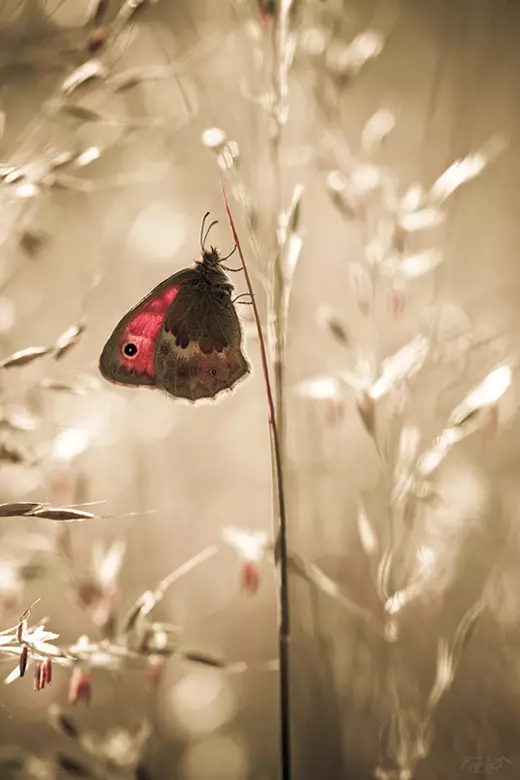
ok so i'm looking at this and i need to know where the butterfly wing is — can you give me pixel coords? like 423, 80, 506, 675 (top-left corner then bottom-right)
99, 269, 195, 388
154, 284, 250, 401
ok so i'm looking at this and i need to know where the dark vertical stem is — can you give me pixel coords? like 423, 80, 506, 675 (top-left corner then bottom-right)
269, 8, 287, 456
269, 7, 291, 778
222, 186, 292, 780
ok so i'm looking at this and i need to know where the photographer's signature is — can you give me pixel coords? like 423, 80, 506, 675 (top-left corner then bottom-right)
461, 756, 512, 774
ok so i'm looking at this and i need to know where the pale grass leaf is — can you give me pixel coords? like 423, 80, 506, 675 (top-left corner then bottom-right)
14, 183, 40, 199
53, 323, 86, 360
278, 182, 304, 242
400, 185, 423, 212
357, 503, 378, 555
398, 208, 444, 232
0, 502, 42, 517
425, 641, 453, 713
94, 540, 126, 588
61, 60, 108, 95
429, 154, 486, 204
428, 137, 506, 205
0, 347, 52, 369
4, 666, 21, 685
60, 105, 103, 123
108, 65, 171, 92
222, 527, 268, 562
32, 507, 96, 522
370, 336, 429, 400
349, 260, 373, 306
415, 428, 462, 477
75, 147, 102, 168
350, 163, 382, 195
400, 249, 443, 278
395, 425, 421, 480
282, 233, 302, 283
346, 30, 384, 70
294, 375, 343, 399
448, 365, 512, 425
361, 109, 396, 155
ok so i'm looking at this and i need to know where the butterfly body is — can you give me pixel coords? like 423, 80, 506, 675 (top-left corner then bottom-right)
99, 218, 250, 402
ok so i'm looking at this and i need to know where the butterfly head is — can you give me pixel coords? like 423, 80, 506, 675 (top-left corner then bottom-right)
197, 212, 238, 282
199, 245, 221, 268
198, 211, 227, 269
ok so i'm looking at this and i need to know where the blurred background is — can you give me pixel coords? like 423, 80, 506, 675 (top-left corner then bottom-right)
0, 1, 519, 779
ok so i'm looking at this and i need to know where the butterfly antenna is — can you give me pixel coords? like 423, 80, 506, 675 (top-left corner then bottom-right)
200, 211, 211, 254
202, 219, 219, 252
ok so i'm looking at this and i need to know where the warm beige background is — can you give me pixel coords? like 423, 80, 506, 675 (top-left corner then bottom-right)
0, 1, 519, 779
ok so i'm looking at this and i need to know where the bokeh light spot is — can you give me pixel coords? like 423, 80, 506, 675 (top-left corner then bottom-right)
129, 203, 187, 261
52, 428, 91, 461
180, 735, 248, 780
167, 669, 236, 736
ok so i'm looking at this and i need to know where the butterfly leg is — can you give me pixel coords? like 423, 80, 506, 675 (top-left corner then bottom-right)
219, 245, 243, 272
232, 293, 253, 305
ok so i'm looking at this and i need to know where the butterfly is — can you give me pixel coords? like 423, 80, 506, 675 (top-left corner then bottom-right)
99, 213, 251, 402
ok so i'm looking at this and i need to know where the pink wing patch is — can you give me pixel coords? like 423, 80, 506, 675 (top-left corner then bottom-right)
119, 285, 180, 379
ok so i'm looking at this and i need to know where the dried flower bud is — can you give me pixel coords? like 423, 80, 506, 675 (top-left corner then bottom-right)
56, 754, 92, 777
387, 290, 405, 319
16, 617, 26, 643
357, 391, 375, 436
393, 225, 407, 253
19, 646, 28, 677
349, 261, 373, 317
34, 662, 45, 691
258, 0, 276, 22
19, 230, 47, 256
317, 305, 350, 346
147, 662, 165, 689
87, 28, 107, 53
136, 763, 154, 780
182, 650, 226, 668
43, 658, 52, 686
68, 668, 92, 705
50, 706, 79, 739
241, 560, 260, 595
76, 581, 104, 608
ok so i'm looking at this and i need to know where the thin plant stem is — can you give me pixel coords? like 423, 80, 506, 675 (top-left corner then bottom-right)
269, 0, 292, 455
222, 184, 292, 780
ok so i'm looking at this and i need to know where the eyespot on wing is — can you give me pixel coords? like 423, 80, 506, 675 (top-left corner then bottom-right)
98, 274, 189, 387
